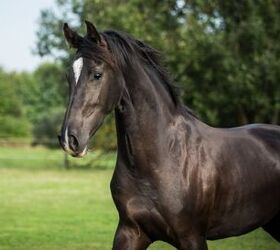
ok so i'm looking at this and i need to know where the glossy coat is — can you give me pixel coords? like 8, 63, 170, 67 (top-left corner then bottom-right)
59, 21, 280, 249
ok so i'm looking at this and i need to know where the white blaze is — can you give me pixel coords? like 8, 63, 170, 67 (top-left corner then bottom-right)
73, 57, 83, 84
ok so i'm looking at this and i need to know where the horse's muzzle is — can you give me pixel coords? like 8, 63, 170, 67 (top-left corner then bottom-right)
58, 133, 88, 158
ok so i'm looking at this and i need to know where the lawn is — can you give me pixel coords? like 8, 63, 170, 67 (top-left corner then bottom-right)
0, 147, 279, 250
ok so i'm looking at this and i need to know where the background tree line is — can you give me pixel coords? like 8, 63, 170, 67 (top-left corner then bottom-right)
0, 0, 279, 150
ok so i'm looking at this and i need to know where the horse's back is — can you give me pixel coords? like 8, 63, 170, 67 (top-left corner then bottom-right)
247, 123, 280, 155
206, 123, 280, 239
233, 123, 280, 167
217, 123, 280, 192
222, 123, 280, 163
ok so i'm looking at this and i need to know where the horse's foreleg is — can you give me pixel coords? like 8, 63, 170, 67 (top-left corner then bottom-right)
112, 222, 151, 250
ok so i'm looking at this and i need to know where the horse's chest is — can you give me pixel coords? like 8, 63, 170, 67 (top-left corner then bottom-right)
111, 175, 173, 238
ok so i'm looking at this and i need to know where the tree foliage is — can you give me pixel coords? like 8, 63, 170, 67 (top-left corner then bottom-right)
35, 0, 280, 127
182, 0, 280, 125
31, 63, 67, 121
1, 0, 279, 149
0, 68, 31, 137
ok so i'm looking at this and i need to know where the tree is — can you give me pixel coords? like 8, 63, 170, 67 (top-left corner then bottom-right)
25, 63, 67, 147
35, 0, 280, 128
30, 63, 67, 122
32, 108, 65, 147
180, 0, 280, 125
0, 68, 31, 137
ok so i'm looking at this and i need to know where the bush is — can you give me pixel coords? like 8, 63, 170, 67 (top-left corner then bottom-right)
90, 113, 117, 151
32, 108, 64, 148
0, 116, 31, 138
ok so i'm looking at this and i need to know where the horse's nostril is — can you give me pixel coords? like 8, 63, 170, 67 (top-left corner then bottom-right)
69, 134, 79, 152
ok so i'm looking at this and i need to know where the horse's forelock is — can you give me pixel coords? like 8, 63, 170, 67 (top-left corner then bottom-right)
76, 37, 115, 68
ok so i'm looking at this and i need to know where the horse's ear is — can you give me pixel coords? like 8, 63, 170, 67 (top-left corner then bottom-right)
63, 23, 83, 49
85, 20, 105, 46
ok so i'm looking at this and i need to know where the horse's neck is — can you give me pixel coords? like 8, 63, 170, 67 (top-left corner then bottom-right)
115, 65, 177, 167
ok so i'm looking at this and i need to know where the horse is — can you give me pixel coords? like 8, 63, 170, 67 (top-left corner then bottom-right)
58, 21, 280, 249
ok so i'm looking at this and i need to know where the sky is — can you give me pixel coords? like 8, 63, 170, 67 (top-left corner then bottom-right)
0, 0, 56, 72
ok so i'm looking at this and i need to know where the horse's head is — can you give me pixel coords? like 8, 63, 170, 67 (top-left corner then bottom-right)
59, 21, 123, 157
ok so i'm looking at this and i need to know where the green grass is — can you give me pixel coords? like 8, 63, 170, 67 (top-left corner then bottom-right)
0, 146, 116, 170
0, 146, 279, 250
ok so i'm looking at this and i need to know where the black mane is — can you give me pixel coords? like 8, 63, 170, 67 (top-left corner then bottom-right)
102, 30, 179, 106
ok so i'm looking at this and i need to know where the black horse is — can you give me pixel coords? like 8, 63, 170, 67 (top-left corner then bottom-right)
59, 21, 280, 249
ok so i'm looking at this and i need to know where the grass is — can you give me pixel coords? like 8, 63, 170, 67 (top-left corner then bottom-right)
0, 146, 279, 250
0, 146, 116, 170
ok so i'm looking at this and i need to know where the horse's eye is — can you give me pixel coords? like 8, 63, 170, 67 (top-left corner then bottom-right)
93, 73, 102, 80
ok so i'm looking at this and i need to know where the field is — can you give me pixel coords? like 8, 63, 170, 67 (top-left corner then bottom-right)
0, 147, 279, 250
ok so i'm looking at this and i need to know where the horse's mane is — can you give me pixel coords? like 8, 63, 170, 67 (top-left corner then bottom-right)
100, 31, 178, 105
